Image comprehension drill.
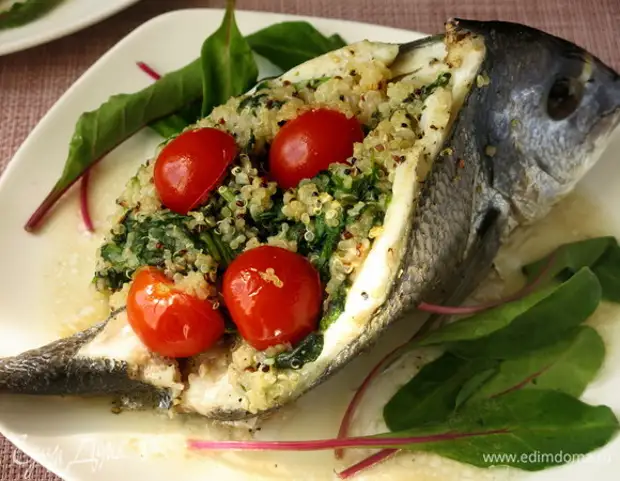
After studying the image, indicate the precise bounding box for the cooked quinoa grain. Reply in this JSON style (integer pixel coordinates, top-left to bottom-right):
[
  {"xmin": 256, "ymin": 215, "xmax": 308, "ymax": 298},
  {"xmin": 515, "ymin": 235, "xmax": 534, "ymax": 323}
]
[{"xmin": 94, "ymin": 52, "xmax": 452, "ymax": 396}]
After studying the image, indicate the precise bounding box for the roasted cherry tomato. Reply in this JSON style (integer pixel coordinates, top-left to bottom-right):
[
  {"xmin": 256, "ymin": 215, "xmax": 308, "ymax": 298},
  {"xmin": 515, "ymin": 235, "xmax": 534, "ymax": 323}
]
[
  {"xmin": 154, "ymin": 127, "xmax": 237, "ymax": 214},
  {"xmin": 222, "ymin": 246, "xmax": 322, "ymax": 350},
  {"xmin": 269, "ymin": 108, "xmax": 364, "ymax": 189},
  {"xmin": 127, "ymin": 267, "xmax": 225, "ymax": 358}
]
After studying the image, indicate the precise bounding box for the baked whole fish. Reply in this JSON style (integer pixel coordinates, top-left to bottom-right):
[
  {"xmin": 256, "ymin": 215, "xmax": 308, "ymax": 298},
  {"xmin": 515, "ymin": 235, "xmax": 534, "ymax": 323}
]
[{"xmin": 2, "ymin": 19, "xmax": 619, "ymax": 421}]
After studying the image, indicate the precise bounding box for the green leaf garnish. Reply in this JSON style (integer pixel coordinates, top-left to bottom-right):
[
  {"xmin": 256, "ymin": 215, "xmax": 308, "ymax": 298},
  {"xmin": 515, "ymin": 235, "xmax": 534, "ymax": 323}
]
[
  {"xmin": 384, "ymin": 390, "xmax": 619, "ymax": 471},
  {"xmin": 383, "ymin": 353, "xmax": 497, "ymax": 431},
  {"xmin": 0, "ymin": 0, "xmax": 64, "ymax": 30},
  {"xmin": 464, "ymin": 326, "xmax": 605, "ymax": 402},
  {"xmin": 25, "ymin": 57, "xmax": 204, "ymax": 231},
  {"xmin": 523, "ymin": 236, "xmax": 620, "ymax": 302},
  {"xmin": 246, "ymin": 21, "xmax": 346, "ymax": 71},
  {"xmin": 200, "ymin": 0, "xmax": 258, "ymax": 117}
]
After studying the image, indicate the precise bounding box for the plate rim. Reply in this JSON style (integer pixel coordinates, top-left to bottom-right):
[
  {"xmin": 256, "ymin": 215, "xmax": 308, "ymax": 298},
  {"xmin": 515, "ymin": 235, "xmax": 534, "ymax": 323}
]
[
  {"xmin": 0, "ymin": 0, "xmax": 143, "ymax": 56},
  {"xmin": 0, "ymin": 8, "xmax": 428, "ymax": 480}
]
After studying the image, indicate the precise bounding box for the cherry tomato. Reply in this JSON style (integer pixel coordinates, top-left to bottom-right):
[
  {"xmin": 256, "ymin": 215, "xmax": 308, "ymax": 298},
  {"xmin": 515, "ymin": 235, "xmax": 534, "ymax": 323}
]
[
  {"xmin": 222, "ymin": 246, "xmax": 322, "ymax": 350},
  {"xmin": 127, "ymin": 267, "xmax": 225, "ymax": 358},
  {"xmin": 154, "ymin": 127, "xmax": 237, "ymax": 214},
  {"xmin": 269, "ymin": 108, "xmax": 364, "ymax": 189}
]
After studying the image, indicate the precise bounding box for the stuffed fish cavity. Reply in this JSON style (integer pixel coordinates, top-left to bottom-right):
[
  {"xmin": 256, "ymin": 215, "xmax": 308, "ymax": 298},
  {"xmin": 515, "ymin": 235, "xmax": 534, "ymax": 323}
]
[{"xmin": 90, "ymin": 27, "xmax": 483, "ymax": 417}]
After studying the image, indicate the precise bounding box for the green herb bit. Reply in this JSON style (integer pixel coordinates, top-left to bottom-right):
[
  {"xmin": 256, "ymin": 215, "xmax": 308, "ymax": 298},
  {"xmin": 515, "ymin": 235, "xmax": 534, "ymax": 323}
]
[
  {"xmin": 286, "ymin": 223, "xmax": 307, "ymax": 244},
  {"xmin": 310, "ymin": 214, "xmax": 345, "ymax": 281},
  {"xmin": 253, "ymin": 76, "xmax": 279, "ymax": 91},
  {"xmin": 212, "ymin": 231, "xmax": 236, "ymax": 266},
  {"xmin": 237, "ymin": 93, "xmax": 268, "ymax": 112},
  {"xmin": 217, "ymin": 186, "xmax": 238, "ymax": 204},
  {"xmin": 295, "ymin": 76, "xmax": 332, "ymax": 91},
  {"xmin": 405, "ymin": 72, "xmax": 452, "ymax": 103},
  {"xmin": 267, "ymin": 99, "xmax": 286, "ymax": 109},
  {"xmin": 245, "ymin": 131, "xmax": 257, "ymax": 153},
  {"xmin": 319, "ymin": 287, "xmax": 347, "ymax": 331},
  {"xmin": 274, "ymin": 333, "xmax": 324, "ymax": 369},
  {"xmin": 96, "ymin": 211, "xmax": 198, "ymax": 289},
  {"xmin": 200, "ymin": 231, "xmax": 222, "ymax": 264}
]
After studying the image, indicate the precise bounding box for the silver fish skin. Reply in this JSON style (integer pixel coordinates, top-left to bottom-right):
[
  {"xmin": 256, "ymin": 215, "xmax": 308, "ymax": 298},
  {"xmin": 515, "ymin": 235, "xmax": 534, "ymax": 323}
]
[
  {"xmin": 388, "ymin": 17, "xmax": 620, "ymax": 310},
  {"xmin": 1, "ymin": 19, "xmax": 619, "ymax": 419}
]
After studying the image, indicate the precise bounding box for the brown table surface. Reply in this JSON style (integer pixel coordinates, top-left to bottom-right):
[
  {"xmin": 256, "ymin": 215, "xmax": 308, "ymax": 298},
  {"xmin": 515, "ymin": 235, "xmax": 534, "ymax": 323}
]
[{"xmin": 1, "ymin": 0, "xmax": 619, "ymax": 479}]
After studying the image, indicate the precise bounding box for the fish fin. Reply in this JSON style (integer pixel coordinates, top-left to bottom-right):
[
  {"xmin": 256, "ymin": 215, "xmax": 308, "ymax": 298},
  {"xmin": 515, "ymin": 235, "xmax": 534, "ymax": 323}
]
[
  {"xmin": 447, "ymin": 205, "xmax": 505, "ymax": 304},
  {"xmin": 417, "ymin": 205, "xmax": 505, "ymax": 335},
  {"xmin": 398, "ymin": 33, "xmax": 445, "ymax": 55}
]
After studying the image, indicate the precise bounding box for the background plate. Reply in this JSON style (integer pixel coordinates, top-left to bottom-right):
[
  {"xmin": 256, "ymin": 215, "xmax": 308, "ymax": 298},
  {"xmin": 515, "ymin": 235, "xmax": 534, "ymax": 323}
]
[
  {"xmin": 0, "ymin": 7, "xmax": 619, "ymax": 481},
  {"xmin": 0, "ymin": 0, "xmax": 142, "ymax": 56}
]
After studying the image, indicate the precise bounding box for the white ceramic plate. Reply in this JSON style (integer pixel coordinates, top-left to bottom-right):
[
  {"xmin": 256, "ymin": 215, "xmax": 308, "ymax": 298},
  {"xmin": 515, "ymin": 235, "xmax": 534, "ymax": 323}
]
[
  {"xmin": 1, "ymin": 8, "xmax": 620, "ymax": 481},
  {"xmin": 0, "ymin": 0, "xmax": 141, "ymax": 56}
]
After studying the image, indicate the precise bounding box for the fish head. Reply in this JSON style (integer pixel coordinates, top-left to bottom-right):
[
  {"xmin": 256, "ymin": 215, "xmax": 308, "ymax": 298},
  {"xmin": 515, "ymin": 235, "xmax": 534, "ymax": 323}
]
[{"xmin": 452, "ymin": 19, "xmax": 620, "ymax": 224}]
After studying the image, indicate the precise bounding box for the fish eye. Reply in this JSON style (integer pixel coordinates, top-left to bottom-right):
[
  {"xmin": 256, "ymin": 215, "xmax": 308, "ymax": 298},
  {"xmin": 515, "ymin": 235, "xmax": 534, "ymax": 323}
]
[{"xmin": 547, "ymin": 77, "xmax": 584, "ymax": 120}]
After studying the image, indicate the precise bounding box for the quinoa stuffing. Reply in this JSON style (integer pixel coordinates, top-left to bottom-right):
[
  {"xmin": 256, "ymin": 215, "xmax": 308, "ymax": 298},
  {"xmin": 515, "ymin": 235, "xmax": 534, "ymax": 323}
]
[{"xmin": 94, "ymin": 55, "xmax": 452, "ymax": 370}]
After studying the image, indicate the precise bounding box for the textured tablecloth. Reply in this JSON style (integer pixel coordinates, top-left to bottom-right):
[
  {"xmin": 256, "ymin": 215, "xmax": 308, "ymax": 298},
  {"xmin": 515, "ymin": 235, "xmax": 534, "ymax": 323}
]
[{"xmin": 1, "ymin": 0, "xmax": 619, "ymax": 479}]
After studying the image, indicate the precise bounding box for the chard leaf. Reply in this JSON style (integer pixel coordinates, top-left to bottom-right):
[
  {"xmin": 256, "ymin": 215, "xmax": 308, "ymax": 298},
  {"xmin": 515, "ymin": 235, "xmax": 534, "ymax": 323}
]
[
  {"xmin": 464, "ymin": 326, "xmax": 605, "ymax": 402},
  {"xmin": 416, "ymin": 285, "xmax": 556, "ymax": 347},
  {"xmin": 149, "ymin": 113, "xmax": 191, "ymax": 139},
  {"xmin": 25, "ymin": 58, "xmax": 203, "ymax": 231},
  {"xmin": 246, "ymin": 21, "xmax": 346, "ymax": 71},
  {"xmin": 523, "ymin": 236, "xmax": 615, "ymax": 281},
  {"xmin": 418, "ymin": 267, "xmax": 601, "ymax": 359},
  {"xmin": 200, "ymin": 0, "xmax": 258, "ymax": 117},
  {"xmin": 453, "ymin": 368, "xmax": 497, "ymax": 408},
  {"xmin": 328, "ymin": 33, "xmax": 348, "ymax": 49},
  {"xmin": 383, "ymin": 353, "xmax": 498, "ymax": 432},
  {"xmin": 150, "ymin": 99, "xmax": 204, "ymax": 139},
  {"xmin": 0, "ymin": 0, "xmax": 64, "ymax": 29},
  {"xmin": 523, "ymin": 236, "xmax": 620, "ymax": 302},
  {"xmin": 381, "ymin": 390, "xmax": 619, "ymax": 471},
  {"xmin": 590, "ymin": 241, "xmax": 620, "ymax": 302},
  {"xmin": 452, "ymin": 268, "xmax": 601, "ymax": 359},
  {"xmin": 319, "ymin": 287, "xmax": 347, "ymax": 331}
]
